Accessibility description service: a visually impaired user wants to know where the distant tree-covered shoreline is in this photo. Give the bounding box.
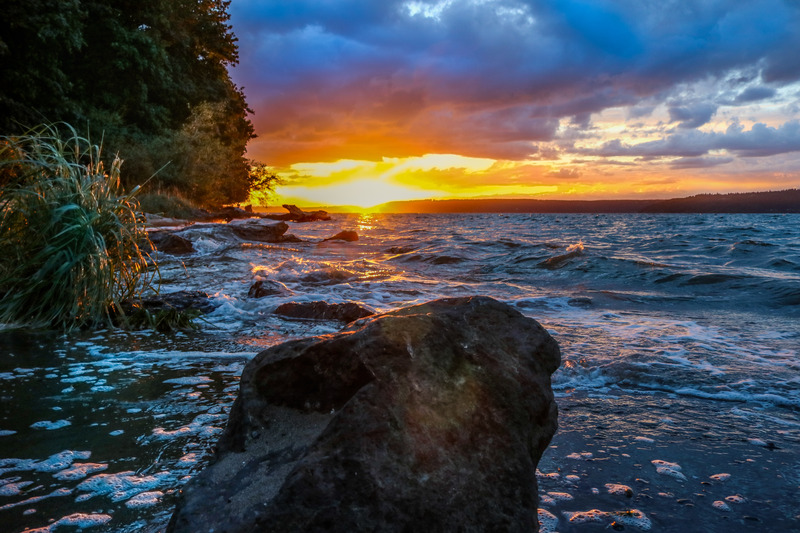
[1,0,256,207]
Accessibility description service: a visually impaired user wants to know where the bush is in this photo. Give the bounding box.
[0,124,157,329]
[115,100,254,209]
[137,191,201,220]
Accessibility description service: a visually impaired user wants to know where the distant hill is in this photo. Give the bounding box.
[640,189,800,213]
[376,189,800,214]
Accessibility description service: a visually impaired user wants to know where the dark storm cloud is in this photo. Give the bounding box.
[229,0,800,164]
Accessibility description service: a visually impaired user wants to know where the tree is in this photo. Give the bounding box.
[0,0,84,131]
[0,0,255,207]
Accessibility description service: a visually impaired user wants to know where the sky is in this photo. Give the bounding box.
[228,0,800,208]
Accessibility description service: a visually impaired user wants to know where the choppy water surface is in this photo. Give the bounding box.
[1,213,799,532]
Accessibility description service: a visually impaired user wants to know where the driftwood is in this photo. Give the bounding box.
[264,204,331,223]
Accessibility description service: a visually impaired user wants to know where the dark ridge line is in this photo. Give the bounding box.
[372,189,800,214]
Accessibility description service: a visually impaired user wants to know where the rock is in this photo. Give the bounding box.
[144,214,190,228]
[323,230,358,242]
[274,301,374,323]
[385,245,416,254]
[194,206,262,222]
[167,296,560,533]
[148,231,195,255]
[264,204,331,223]
[248,280,293,298]
[121,290,216,314]
[229,221,301,243]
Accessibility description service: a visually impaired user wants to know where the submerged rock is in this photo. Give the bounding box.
[274,301,374,323]
[121,290,216,315]
[323,230,358,242]
[167,296,560,533]
[247,280,293,298]
[148,231,195,255]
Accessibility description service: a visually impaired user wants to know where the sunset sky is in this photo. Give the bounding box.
[228,0,800,207]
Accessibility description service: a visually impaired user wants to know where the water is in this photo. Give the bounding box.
[1,213,799,532]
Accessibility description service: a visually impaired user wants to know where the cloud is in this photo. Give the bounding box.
[581,120,800,159]
[668,103,718,129]
[547,167,582,179]
[733,86,777,104]
[669,156,734,169]
[229,0,800,167]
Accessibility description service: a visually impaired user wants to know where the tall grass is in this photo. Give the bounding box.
[0,124,157,329]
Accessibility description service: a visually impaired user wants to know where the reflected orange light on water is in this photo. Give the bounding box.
[356,213,377,231]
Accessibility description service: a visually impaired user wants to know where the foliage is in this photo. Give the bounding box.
[137,191,200,220]
[0,0,254,208]
[0,124,157,329]
[121,306,202,334]
[248,161,281,207]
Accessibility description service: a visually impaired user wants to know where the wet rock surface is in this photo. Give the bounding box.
[167,296,560,533]
[148,231,195,255]
[248,280,294,299]
[323,230,359,242]
[274,301,374,323]
[229,220,301,243]
[121,290,216,314]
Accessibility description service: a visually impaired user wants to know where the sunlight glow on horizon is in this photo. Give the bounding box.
[248,109,800,208]
[273,177,449,209]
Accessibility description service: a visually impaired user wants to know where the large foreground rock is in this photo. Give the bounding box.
[168,296,560,533]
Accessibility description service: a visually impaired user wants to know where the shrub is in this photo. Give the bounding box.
[137,191,201,220]
[0,124,158,329]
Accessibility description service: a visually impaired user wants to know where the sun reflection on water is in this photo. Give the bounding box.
[357,213,377,231]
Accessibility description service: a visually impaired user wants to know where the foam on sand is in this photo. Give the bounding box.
[22,512,112,532]
[538,508,559,533]
[605,483,634,497]
[651,459,687,481]
[29,420,71,430]
[53,462,108,481]
[563,509,652,530]
[75,471,170,503]
[124,490,164,508]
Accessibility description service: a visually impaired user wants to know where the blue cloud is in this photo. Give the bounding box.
[583,120,800,158]
[228,0,800,163]
[734,86,777,104]
[668,103,718,129]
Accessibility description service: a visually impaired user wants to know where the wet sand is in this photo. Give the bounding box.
[537,391,800,532]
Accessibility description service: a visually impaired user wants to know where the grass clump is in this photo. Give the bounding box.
[123,306,203,333]
[0,124,157,329]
